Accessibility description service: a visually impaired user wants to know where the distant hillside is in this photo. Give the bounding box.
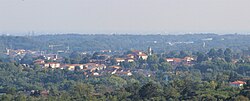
[0,36,39,52]
[1,34,250,52]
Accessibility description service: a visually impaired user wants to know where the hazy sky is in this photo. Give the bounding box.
[1,0,250,34]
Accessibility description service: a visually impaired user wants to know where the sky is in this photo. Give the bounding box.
[0,0,250,35]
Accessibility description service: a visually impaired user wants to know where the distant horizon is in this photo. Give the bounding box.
[1,31,250,36]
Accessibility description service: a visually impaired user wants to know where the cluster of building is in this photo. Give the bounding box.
[34,59,107,75]
[5,47,195,77]
[5,48,250,89]
[165,56,194,66]
[114,50,149,65]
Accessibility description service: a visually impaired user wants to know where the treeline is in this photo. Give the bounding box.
[1,34,250,52]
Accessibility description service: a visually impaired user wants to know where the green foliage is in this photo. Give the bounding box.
[20,53,33,64]
[108,75,127,87]
[1,41,250,100]
[159,62,173,71]
[147,54,159,64]
[139,82,162,99]
[197,52,208,63]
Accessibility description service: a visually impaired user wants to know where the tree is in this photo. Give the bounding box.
[167,51,178,58]
[92,52,100,59]
[150,64,159,71]
[138,57,146,64]
[197,52,208,63]
[179,50,189,58]
[108,75,127,88]
[69,51,81,63]
[224,48,232,57]
[70,51,81,59]
[15,94,27,101]
[64,57,71,64]
[164,86,180,100]
[80,57,90,64]
[129,61,137,69]
[125,82,141,100]
[139,82,162,99]
[234,95,249,101]
[6,87,16,95]
[225,56,232,62]
[175,65,189,71]
[147,54,159,64]
[207,48,217,58]
[121,61,136,69]
[159,62,173,72]
[70,83,94,100]
[20,53,33,64]
[0,94,13,101]
[217,49,224,58]
[159,57,166,63]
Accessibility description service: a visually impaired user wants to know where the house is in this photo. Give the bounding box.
[165,57,194,66]
[127,54,135,59]
[6,49,27,56]
[165,58,182,64]
[115,57,134,65]
[230,80,246,88]
[63,64,85,71]
[85,63,106,72]
[115,58,125,63]
[109,65,121,69]
[30,90,49,96]
[40,90,49,96]
[33,59,45,65]
[111,69,117,74]
[92,72,100,76]
[15,49,26,55]
[137,53,148,60]
[183,56,194,62]
[100,50,112,53]
[115,58,125,65]
[105,66,120,74]
[131,50,148,60]
[44,54,58,60]
[44,62,60,69]
[182,56,195,65]
[126,58,135,62]
[111,69,133,76]
[166,58,174,62]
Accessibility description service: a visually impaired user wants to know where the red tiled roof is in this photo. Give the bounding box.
[166,58,182,63]
[46,62,60,64]
[138,53,147,56]
[109,66,121,69]
[115,58,125,61]
[127,54,134,56]
[230,80,246,85]
[64,64,83,66]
